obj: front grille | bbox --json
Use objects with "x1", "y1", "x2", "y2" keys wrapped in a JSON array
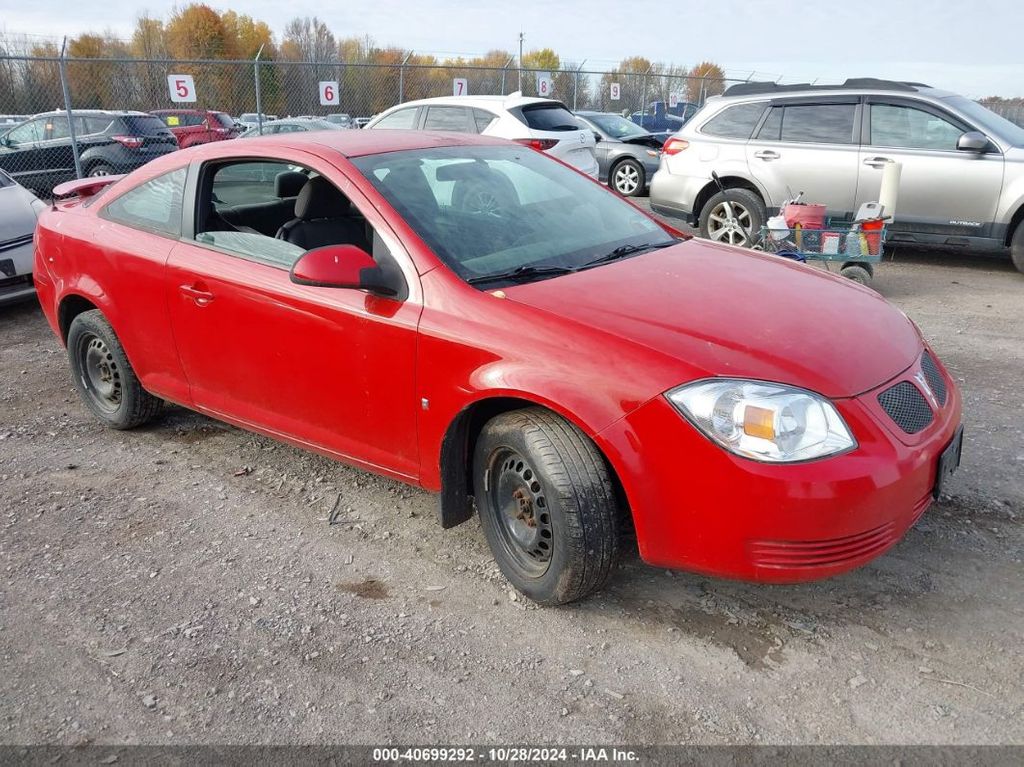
[
  {"x1": 920, "y1": 352, "x2": 948, "y2": 406},
  {"x1": 750, "y1": 522, "x2": 897, "y2": 569},
  {"x1": 878, "y1": 381, "x2": 933, "y2": 434}
]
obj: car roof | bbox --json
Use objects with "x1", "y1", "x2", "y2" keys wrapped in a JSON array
[
  {"x1": 382, "y1": 94, "x2": 563, "y2": 111},
  {"x1": 215, "y1": 129, "x2": 508, "y2": 158},
  {"x1": 718, "y1": 78, "x2": 957, "y2": 101},
  {"x1": 30, "y1": 109, "x2": 153, "y2": 118}
]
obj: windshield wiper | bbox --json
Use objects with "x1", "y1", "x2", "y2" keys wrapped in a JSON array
[
  {"x1": 579, "y1": 240, "x2": 679, "y2": 269},
  {"x1": 466, "y1": 264, "x2": 577, "y2": 286}
]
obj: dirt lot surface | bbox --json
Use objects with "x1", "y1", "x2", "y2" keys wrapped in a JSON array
[{"x1": 1, "y1": 228, "x2": 1022, "y2": 746}]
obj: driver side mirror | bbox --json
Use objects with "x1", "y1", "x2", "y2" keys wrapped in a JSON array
[
  {"x1": 0, "y1": 134, "x2": 11, "y2": 147},
  {"x1": 289, "y1": 244, "x2": 399, "y2": 297},
  {"x1": 957, "y1": 131, "x2": 991, "y2": 153}
]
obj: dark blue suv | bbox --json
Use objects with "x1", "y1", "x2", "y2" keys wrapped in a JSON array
[{"x1": 0, "y1": 110, "x2": 178, "y2": 195}]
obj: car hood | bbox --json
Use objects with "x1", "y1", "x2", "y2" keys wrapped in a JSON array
[
  {"x1": 0, "y1": 183, "x2": 40, "y2": 241},
  {"x1": 503, "y1": 241, "x2": 921, "y2": 399},
  {"x1": 620, "y1": 135, "x2": 664, "y2": 149}
]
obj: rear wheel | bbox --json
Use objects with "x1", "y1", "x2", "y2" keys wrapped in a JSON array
[
  {"x1": 87, "y1": 164, "x2": 115, "y2": 177},
  {"x1": 473, "y1": 408, "x2": 620, "y2": 605},
  {"x1": 699, "y1": 188, "x2": 766, "y2": 247},
  {"x1": 1011, "y1": 221, "x2": 1024, "y2": 274},
  {"x1": 610, "y1": 158, "x2": 644, "y2": 197},
  {"x1": 67, "y1": 310, "x2": 162, "y2": 429}
]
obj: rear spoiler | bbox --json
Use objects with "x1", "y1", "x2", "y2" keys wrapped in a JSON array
[{"x1": 51, "y1": 175, "x2": 125, "y2": 200}]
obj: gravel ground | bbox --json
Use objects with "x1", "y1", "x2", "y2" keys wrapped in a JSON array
[{"x1": 1, "y1": 221, "x2": 1022, "y2": 746}]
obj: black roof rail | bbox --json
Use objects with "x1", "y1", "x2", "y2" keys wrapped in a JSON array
[{"x1": 721, "y1": 78, "x2": 931, "y2": 98}]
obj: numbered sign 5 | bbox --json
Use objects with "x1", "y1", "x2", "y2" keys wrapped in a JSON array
[
  {"x1": 319, "y1": 81, "x2": 340, "y2": 106},
  {"x1": 167, "y1": 74, "x2": 196, "y2": 103},
  {"x1": 609, "y1": 82, "x2": 621, "y2": 101},
  {"x1": 536, "y1": 73, "x2": 553, "y2": 97},
  {"x1": 453, "y1": 78, "x2": 468, "y2": 97}
]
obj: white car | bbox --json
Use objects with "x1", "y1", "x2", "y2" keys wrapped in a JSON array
[{"x1": 365, "y1": 94, "x2": 599, "y2": 178}]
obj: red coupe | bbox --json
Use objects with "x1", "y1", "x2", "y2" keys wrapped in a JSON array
[{"x1": 33, "y1": 131, "x2": 962, "y2": 605}]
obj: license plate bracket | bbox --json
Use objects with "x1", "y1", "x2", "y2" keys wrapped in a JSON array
[{"x1": 933, "y1": 425, "x2": 963, "y2": 499}]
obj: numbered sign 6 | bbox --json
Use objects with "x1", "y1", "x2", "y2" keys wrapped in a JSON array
[
  {"x1": 453, "y1": 78, "x2": 468, "y2": 97},
  {"x1": 167, "y1": 74, "x2": 196, "y2": 103},
  {"x1": 536, "y1": 73, "x2": 553, "y2": 97},
  {"x1": 609, "y1": 82, "x2": 621, "y2": 101},
  {"x1": 319, "y1": 81, "x2": 340, "y2": 106}
]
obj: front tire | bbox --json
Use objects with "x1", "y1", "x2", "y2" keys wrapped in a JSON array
[
  {"x1": 473, "y1": 408, "x2": 620, "y2": 605},
  {"x1": 699, "y1": 188, "x2": 766, "y2": 247},
  {"x1": 87, "y1": 164, "x2": 115, "y2": 177},
  {"x1": 1011, "y1": 221, "x2": 1024, "y2": 274},
  {"x1": 610, "y1": 158, "x2": 645, "y2": 197},
  {"x1": 67, "y1": 310, "x2": 162, "y2": 429}
]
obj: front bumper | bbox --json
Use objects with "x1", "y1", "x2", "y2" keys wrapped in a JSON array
[
  {"x1": 598, "y1": 354, "x2": 962, "y2": 582},
  {"x1": 0, "y1": 236, "x2": 35, "y2": 304}
]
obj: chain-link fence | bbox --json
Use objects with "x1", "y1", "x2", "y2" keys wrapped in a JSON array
[{"x1": 0, "y1": 52, "x2": 742, "y2": 194}]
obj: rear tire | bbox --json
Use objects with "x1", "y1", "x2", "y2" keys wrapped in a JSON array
[
  {"x1": 473, "y1": 408, "x2": 620, "y2": 606},
  {"x1": 87, "y1": 164, "x2": 115, "y2": 177},
  {"x1": 610, "y1": 158, "x2": 645, "y2": 197},
  {"x1": 1010, "y1": 221, "x2": 1024, "y2": 274},
  {"x1": 699, "y1": 188, "x2": 766, "y2": 247},
  {"x1": 67, "y1": 310, "x2": 162, "y2": 429}
]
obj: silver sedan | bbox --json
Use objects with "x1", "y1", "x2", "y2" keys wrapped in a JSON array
[
  {"x1": 0, "y1": 170, "x2": 44, "y2": 305},
  {"x1": 575, "y1": 112, "x2": 664, "y2": 197}
]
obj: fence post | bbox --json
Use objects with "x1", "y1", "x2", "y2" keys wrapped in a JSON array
[
  {"x1": 253, "y1": 45, "x2": 264, "y2": 135},
  {"x1": 573, "y1": 60, "x2": 586, "y2": 110},
  {"x1": 58, "y1": 38, "x2": 83, "y2": 180},
  {"x1": 500, "y1": 56, "x2": 514, "y2": 96},
  {"x1": 640, "y1": 65, "x2": 652, "y2": 117},
  {"x1": 399, "y1": 51, "x2": 412, "y2": 103}
]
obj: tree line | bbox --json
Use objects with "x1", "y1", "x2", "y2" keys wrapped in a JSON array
[{"x1": 0, "y1": 5, "x2": 729, "y2": 118}]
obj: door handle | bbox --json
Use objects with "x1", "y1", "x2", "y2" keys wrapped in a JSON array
[
  {"x1": 753, "y1": 150, "x2": 780, "y2": 160},
  {"x1": 863, "y1": 156, "x2": 893, "y2": 168},
  {"x1": 180, "y1": 284, "x2": 215, "y2": 306}
]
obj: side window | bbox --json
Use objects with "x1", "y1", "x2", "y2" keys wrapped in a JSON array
[
  {"x1": 375, "y1": 108, "x2": 419, "y2": 130},
  {"x1": 700, "y1": 102, "x2": 767, "y2": 139},
  {"x1": 85, "y1": 116, "x2": 112, "y2": 134},
  {"x1": 423, "y1": 107, "x2": 471, "y2": 132},
  {"x1": 7, "y1": 119, "x2": 44, "y2": 144},
  {"x1": 473, "y1": 109, "x2": 497, "y2": 133},
  {"x1": 46, "y1": 116, "x2": 71, "y2": 140},
  {"x1": 869, "y1": 103, "x2": 964, "y2": 151},
  {"x1": 103, "y1": 167, "x2": 187, "y2": 236},
  {"x1": 779, "y1": 103, "x2": 856, "y2": 144},
  {"x1": 195, "y1": 160, "x2": 391, "y2": 274},
  {"x1": 755, "y1": 106, "x2": 783, "y2": 141}
]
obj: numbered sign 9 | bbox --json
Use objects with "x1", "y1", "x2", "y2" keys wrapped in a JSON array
[
  {"x1": 453, "y1": 78, "x2": 468, "y2": 96},
  {"x1": 167, "y1": 74, "x2": 196, "y2": 103},
  {"x1": 319, "y1": 81, "x2": 340, "y2": 106},
  {"x1": 609, "y1": 82, "x2": 621, "y2": 101},
  {"x1": 536, "y1": 72, "x2": 553, "y2": 97}
]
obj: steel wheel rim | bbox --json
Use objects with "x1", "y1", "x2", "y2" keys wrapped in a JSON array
[
  {"x1": 707, "y1": 201, "x2": 753, "y2": 246},
  {"x1": 78, "y1": 333, "x2": 122, "y2": 413},
  {"x1": 486, "y1": 448, "x2": 553, "y2": 577},
  {"x1": 614, "y1": 163, "x2": 640, "y2": 194},
  {"x1": 90, "y1": 167, "x2": 110, "y2": 177}
]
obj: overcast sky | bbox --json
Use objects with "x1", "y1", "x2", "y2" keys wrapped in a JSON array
[{"x1": 2, "y1": 0, "x2": 1021, "y2": 96}]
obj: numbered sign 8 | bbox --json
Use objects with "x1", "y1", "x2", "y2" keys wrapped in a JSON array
[
  {"x1": 319, "y1": 81, "x2": 340, "y2": 106},
  {"x1": 453, "y1": 78, "x2": 468, "y2": 97},
  {"x1": 536, "y1": 73, "x2": 553, "y2": 97},
  {"x1": 609, "y1": 82, "x2": 621, "y2": 101},
  {"x1": 167, "y1": 74, "x2": 196, "y2": 103}
]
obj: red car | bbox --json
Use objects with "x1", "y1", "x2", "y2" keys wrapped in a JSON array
[
  {"x1": 33, "y1": 132, "x2": 963, "y2": 605},
  {"x1": 151, "y1": 109, "x2": 239, "y2": 148}
]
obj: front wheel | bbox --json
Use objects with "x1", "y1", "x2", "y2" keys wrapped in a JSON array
[
  {"x1": 67, "y1": 310, "x2": 163, "y2": 429},
  {"x1": 699, "y1": 188, "x2": 766, "y2": 247},
  {"x1": 1011, "y1": 221, "x2": 1024, "y2": 274},
  {"x1": 610, "y1": 159, "x2": 645, "y2": 197},
  {"x1": 473, "y1": 408, "x2": 621, "y2": 605},
  {"x1": 87, "y1": 164, "x2": 115, "y2": 177}
]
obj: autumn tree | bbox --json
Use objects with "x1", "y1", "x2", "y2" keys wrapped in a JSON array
[
  {"x1": 687, "y1": 61, "x2": 726, "y2": 102},
  {"x1": 165, "y1": 4, "x2": 236, "y2": 59}
]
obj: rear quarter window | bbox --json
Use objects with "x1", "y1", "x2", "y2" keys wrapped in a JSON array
[
  {"x1": 121, "y1": 115, "x2": 174, "y2": 135},
  {"x1": 700, "y1": 102, "x2": 768, "y2": 139},
  {"x1": 102, "y1": 167, "x2": 187, "y2": 236}
]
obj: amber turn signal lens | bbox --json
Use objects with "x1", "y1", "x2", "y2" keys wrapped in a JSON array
[{"x1": 743, "y1": 405, "x2": 775, "y2": 440}]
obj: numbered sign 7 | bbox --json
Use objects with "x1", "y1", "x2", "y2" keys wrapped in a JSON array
[
  {"x1": 319, "y1": 81, "x2": 340, "y2": 106},
  {"x1": 453, "y1": 78, "x2": 468, "y2": 97},
  {"x1": 167, "y1": 74, "x2": 196, "y2": 103}
]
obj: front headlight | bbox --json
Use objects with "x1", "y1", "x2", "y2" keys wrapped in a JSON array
[{"x1": 666, "y1": 379, "x2": 856, "y2": 463}]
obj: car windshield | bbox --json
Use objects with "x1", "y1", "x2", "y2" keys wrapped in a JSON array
[
  {"x1": 942, "y1": 96, "x2": 1024, "y2": 147},
  {"x1": 212, "y1": 113, "x2": 235, "y2": 128},
  {"x1": 584, "y1": 113, "x2": 648, "y2": 139},
  {"x1": 352, "y1": 145, "x2": 674, "y2": 286}
]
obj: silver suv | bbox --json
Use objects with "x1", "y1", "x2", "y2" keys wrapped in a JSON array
[{"x1": 650, "y1": 78, "x2": 1024, "y2": 273}]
